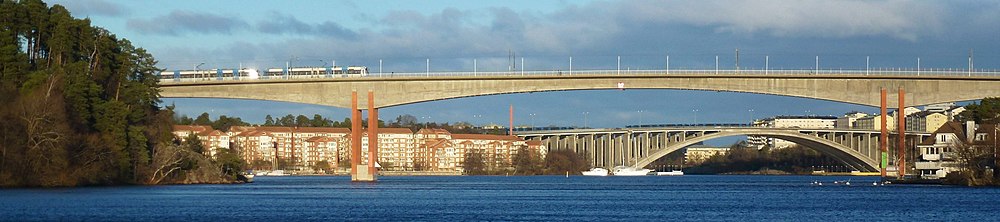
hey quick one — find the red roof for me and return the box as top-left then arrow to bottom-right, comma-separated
377,128 -> 414,134
417,128 -> 451,135
296,127 -> 351,134
173,125 -> 214,132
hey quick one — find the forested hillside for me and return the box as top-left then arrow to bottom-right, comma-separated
0,0 -> 230,187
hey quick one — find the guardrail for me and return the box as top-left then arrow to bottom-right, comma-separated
159,68 -> 1000,84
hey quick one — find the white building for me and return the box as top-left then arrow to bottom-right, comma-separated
915,121 -> 998,179
836,112 -> 869,129
748,116 -> 837,149
684,145 -> 730,165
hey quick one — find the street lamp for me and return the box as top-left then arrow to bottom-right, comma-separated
529,113 -> 536,128
692,109 -> 699,124
747,109 -> 754,125
421,116 -> 432,129
637,110 -> 645,126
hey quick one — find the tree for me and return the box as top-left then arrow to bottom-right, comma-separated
312,160 -> 332,173
463,149 -> 488,175
513,146 -> 543,175
961,97 -> 1000,124
214,148 -> 245,178
277,114 -> 295,126
392,114 -> 418,127
264,115 -> 274,126
544,150 -> 589,175
193,112 -> 211,125
183,133 -> 205,155
212,115 -> 247,132
311,114 -> 331,127
295,114 -> 310,127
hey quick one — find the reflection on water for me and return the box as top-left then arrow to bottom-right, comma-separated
1,175 -> 998,220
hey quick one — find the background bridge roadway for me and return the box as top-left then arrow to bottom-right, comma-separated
517,127 -> 931,172
159,69 -> 1000,109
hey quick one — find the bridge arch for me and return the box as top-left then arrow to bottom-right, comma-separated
633,129 -> 879,172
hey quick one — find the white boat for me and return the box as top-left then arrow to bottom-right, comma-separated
241,173 -> 255,183
611,166 -> 653,176
581,168 -> 609,176
656,170 -> 684,176
266,170 -> 287,176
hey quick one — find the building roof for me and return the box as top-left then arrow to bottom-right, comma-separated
765,115 -> 839,120
173,125 -> 214,132
305,136 -> 337,143
228,126 -> 257,132
235,130 -> 270,137
198,130 -> 225,136
417,128 -> 451,135
919,122 -> 966,145
972,124 -> 998,146
451,134 -> 522,141
908,111 -> 947,118
295,127 -> 351,134
254,126 -> 293,133
377,128 -> 414,134
526,140 -> 543,146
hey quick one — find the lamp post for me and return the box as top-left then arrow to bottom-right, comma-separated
421,116 -> 432,129
529,113 -> 536,128
637,110 -> 645,126
692,109 -> 699,124
748,109 -> 754,125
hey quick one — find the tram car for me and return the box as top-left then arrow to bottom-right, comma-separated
159,66 -> 368,83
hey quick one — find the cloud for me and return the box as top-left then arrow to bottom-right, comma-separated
127,10 -> 248,35
49,0 -> 124,17
256,12 -> 314,34
151,1 -> 999,71
617,0 -> 945,41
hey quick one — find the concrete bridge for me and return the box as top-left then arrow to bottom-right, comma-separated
159,69 -> 1000,108
517,127 -> 932,172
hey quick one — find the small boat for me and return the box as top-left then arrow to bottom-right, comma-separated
582,168 -> 609,176
240,172 -> 255,183
611,166 -> 653,176
656,170 -> 684,176
266,170 -> 288,176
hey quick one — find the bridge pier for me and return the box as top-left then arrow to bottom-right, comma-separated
351,91 -> 378,182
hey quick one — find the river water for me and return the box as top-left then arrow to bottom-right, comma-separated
1,175 -> 998,221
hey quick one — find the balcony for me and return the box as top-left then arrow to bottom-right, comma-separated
921,154 -> 941,161
915,161 -> 941,170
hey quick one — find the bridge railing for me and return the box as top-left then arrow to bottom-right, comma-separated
159,68 -> 1000,84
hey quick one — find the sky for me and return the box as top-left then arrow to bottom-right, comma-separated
48,0 -> 1000,144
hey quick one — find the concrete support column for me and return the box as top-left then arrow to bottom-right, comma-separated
898,88 -> 906,178
365,91 -> 378,181
880,88 -> 888,177
350,91 -> 365,181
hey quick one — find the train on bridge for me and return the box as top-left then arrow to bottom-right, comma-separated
158,66 -> 369,82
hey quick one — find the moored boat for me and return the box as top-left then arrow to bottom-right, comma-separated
582,168 -> 610,176
611,166 -> 653,176
656,170 -> 684,176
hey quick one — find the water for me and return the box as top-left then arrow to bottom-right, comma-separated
1,175 -> 998,221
